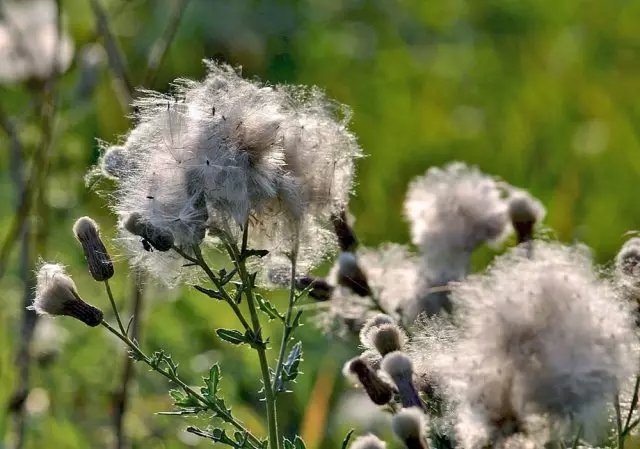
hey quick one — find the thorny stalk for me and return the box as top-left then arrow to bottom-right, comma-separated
100,320 -> 262,447
176,238 -> 280,449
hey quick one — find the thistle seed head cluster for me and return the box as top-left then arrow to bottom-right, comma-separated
0,0 -> 74,84
95,61 -> 362,283
409,242 -> 636,446
403,162 -> 545,319
31,263 -> 103,327
392,407 -> 429,449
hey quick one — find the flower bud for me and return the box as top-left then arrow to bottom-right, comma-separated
370,324 -> 406,356
296,276 -> 334,301
332,210 -> 358,252
73,216 -> 114,281
31,263 -> 103,327
381,351 -> 423,409
392,407 -> 429,449
508,191 -> 544,245
123,212 -> 174,252
337,252 -> 372,297
344,357 -> 394,405
350,434 -> 386,449
359,313 -> 395,345
101,146 -> 129,180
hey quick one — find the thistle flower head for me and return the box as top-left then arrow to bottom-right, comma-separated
392,407 -> 429,449
31,263 -> 103,327
0,0 -> 74,84
410,242 -> 637,442
382,351 -> 423,409
100,146 -> 130,181
72,216 -> 114,281
360,319 -> 406,356
350,434 -> 387,449
92,61 -> 362,283
404,162 -> 509,282
344,357 -> 394,406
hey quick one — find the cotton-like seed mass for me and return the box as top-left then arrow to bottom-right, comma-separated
92,61 -> 362,284
315,244 -> 420,336
403,163 -> 545,320
350,434 -> 387,449
616,237 -> 640,280
0,0 -> 74,84
392,407 -> 429,449
31,263 -> 103,327
382,351 -> 423,409
409,242 -> 637,446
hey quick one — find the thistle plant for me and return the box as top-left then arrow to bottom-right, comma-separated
27,60 -> 640,449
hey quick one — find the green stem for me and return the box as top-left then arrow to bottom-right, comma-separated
234,226 -> 279,449
100,320 -> 261,447
271,238 -> 299,393
624,375 -> 640,433
104,279 -> 126,335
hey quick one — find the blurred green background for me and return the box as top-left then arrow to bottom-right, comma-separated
1,0 -> 640,448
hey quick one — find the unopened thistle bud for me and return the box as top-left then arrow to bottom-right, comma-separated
381,351 -> 423,409
344,357 -> 394,405
296,276 -> 334,301
370,323 -> 406,356
123,212 -> 174,252
337,252 -> 372,297
31,264 -> 103,327
332,210 -> 358,252
360,313 -> 396,343
508,191 -> 544,245
350,434 -> 387,449
392,407 -> 429,449
101,146 -> 128,180
73,217 -> 114,281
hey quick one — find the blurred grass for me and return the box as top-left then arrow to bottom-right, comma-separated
1,0 -> 640,447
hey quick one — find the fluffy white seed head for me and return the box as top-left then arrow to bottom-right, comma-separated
507,189 -> 545,226
91,61 -> 362,283
382,351 -> 414,383
350,434 -> 387,449
411,242 -> 637,440
0,0 -> 74,83
391,407 -> 428,440
32,263 -> 103,326
404,162 -> 509,285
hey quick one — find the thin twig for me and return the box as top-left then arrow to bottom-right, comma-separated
615,393 -> 625,449
623,375 -> 640,434
143,0 -> 190,86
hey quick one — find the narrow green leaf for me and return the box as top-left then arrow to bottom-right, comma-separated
341,429 -> 355,449
294,436 -> 307,449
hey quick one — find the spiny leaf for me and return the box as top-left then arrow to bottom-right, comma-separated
255,293 -> 285,322
294,436 -> 307,449
216,328 -> 249,345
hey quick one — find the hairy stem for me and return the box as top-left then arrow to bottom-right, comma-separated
104,279 -> 126,335
100,320 -> 261,447
271,237 -> 299,394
